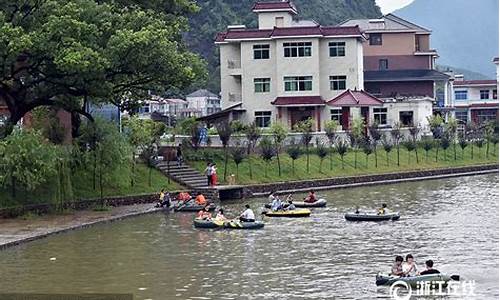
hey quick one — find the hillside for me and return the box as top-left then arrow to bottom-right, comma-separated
394,0 -> 498,79
437,65 -> 489,81
185,0 -> 382,92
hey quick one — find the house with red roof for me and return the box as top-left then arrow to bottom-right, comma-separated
215,1 -> 434,132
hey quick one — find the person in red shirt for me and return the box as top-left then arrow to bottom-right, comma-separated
196,206 -> 212,220
304,190 -> 317,203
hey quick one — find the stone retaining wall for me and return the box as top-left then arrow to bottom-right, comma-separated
242,164 -> 499,196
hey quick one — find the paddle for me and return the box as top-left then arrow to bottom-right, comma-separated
450,275 -> 460,281
174,198 -> 193,211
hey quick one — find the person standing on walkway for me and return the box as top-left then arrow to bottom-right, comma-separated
211,163 -> 218,186
176,143 -> 183,166
205,162 -> 212,186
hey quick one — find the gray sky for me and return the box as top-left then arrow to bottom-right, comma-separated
376,0 -> 415,14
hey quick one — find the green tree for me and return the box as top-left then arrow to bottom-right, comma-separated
361,136 -> 374,167
270,122 -> 288,177
484,121 -> 496,157
458,132 -> 468,159
324,120 -> 339,170
421,136 -> 434,161
445,117 -> 458,160
286,138 -> 301,175
296,119 -> 314,173
0,130 -> 58,198
259,136 -> 275,177
403,137 -> 416,164
440,134 -> 451,161
244,122 -> 261,179
335,138 -> 349,169
390,122 -> 403,166
230,143 -> 247,179
427,114 -> 444,139
349,117 -> 365,169
368,122 -> 382,168
316,141 -> 329,173
381,135 -> 393,166
216,121 -> 232,181
408,125 -> 421,163
0,0 -> 205,138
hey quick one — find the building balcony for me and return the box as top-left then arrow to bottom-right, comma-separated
227,60 -> 242,76
414,49 -> 438,56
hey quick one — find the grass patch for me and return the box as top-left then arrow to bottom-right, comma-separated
0,163 -> 181,209
189,145 -> 498,185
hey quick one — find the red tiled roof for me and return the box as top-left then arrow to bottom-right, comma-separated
453,80 -> 497,86
252,1 -> 297,13
215,26 -> 362,42
327,90 -> 383,107
271,96 -> 325,106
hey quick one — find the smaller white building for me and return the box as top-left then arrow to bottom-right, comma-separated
186,89 -> 221,117
453,76 -> 498,125
135,96 -> 189,126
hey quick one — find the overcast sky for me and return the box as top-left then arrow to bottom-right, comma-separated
376,0 -> 415,14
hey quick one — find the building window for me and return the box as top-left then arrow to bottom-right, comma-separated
329,42 -> 345,57
329,76 -> 347,91
284,76 -> 313,91
480,90 -> 490,100
254,78 -> 271,93
255,111 -> 271,128
494,89 -> 498,99
253,44 -> 270,59
399,111 -> 414,126
275,16 -> 284,27
476,109 -> 497,124
455,110 -> 468,124
379,59 -> 389,70
373,108 -> 388,125
454,90 -> 468,100
140,105 -> 150,113
284,42 -> 312,57
369,33 -> 382,45
330,109 -> 342,123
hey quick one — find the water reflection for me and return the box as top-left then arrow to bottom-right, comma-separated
0,174 -> 498,299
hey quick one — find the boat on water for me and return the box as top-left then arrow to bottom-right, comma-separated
345,212 -> 400,222
193,218 -> 265,229
173,202 -> 216,212
263,209 -> 311,218
264,198 -> 327,209
375,273 -> 459,287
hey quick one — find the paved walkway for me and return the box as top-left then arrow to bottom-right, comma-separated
0,204 -> 162,249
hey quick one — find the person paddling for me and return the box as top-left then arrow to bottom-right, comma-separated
239,204 -> 255,222
378,203 -> 387,215
419,260 -> 440,275
214,208 -> 227,221
304,190 -> 317,203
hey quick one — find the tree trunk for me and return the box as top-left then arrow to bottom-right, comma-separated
236,164 -> 239,179
306,145 -> 310,173
277,152 -> 281,176
374,147 -> 378,168
386,152 -> 389,166
148,166 -> 152,187
11,174 -> 16,199
248,159 -> 253,179
223,146 -> 228,181
408,151 -> 411,164
366,155 -> 369,168
486,141 -> 490,157
354,149 -> 357,169
330,150 -> 333,170
71,111 -> 82,139
471,144 -> 474,159
93,150 -> 97,190
415,149 -> 419,164
292,159 -> 295,175
454,143 -> 457,160
341,155 -> 344,169
396,145 -> 400,166
131,152 -> 135,186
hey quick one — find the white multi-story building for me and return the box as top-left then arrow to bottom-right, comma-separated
453,76 -> 498,125
216,0 -> 373,131
215,1 -> 436,132
186,89 -> 221,117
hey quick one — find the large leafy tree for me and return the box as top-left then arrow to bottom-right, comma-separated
0,0 -> 205,137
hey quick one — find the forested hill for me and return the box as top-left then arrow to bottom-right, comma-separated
185,0 -> 382,92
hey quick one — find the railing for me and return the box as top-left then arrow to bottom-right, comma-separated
227,60 -> 241,69
228,93 -> 242,102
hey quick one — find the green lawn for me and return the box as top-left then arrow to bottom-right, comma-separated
0,164 -> 181,208
190,145 -> 498,185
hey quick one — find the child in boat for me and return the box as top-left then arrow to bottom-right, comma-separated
197,206 -> 212,220
419,260 -> 440,275
214,208 -> 227,221
195,192 -> 207,206
391,255 -> 404,276
270,192 -> 283,211
378,203 -> 387,215
402,254 -> 418,276
285,200 -> 295,211
304,190 -> 317,203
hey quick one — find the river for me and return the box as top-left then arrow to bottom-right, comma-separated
0,174 -> 498,299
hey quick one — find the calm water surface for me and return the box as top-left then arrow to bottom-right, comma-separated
0,174 -> 498,299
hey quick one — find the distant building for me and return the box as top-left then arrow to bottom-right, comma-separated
453,77 -> 498,125
135,96 -> 189,126
86,102 -> 121,124
340,14 -> 452,127
186,89 -> 221,117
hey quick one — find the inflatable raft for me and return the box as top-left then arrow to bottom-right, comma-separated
173,202 -> 216,212
264,209 -> 311,218
193,219 -> 264,229
344,212 -> 400,221
264,198 -> 326,209
375,273 -> 458,287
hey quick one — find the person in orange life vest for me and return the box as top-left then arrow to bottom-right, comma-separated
195,192 -> 207,206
